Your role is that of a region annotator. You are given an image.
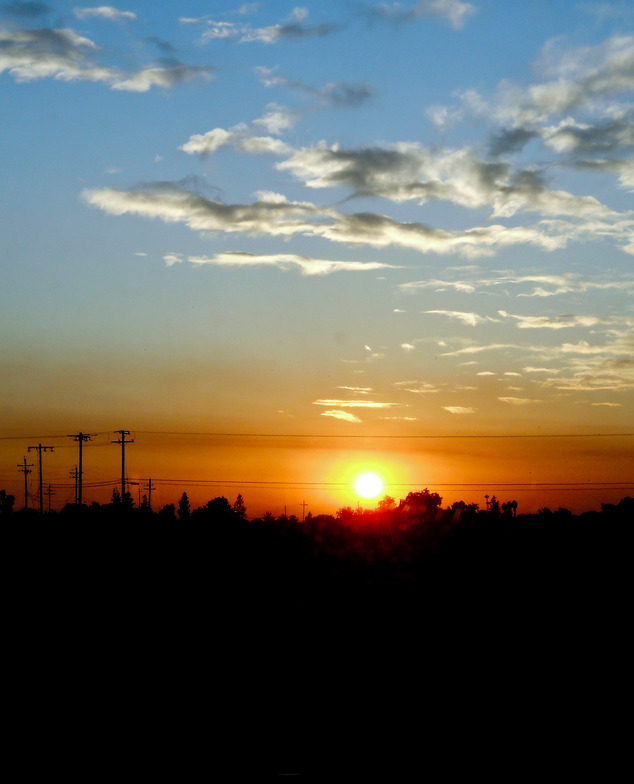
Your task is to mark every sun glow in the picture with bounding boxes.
[355,472,384,499]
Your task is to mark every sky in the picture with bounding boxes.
[1,0,634,515]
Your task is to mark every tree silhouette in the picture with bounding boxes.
[0,489,15,516]
[178,492,190,520]
[377,495,395,512]
[232,493,247,520]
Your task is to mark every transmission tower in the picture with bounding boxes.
[27,444,54,516]
[112,430,134,503]
[17,457,33,511]
[69,432,92,505]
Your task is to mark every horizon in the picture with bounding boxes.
[2,1,634,512]
[2,427,633,516]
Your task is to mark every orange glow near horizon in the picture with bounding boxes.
[1,429,634,517]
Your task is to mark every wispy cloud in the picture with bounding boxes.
[162,251,398,276]
[443,406,476,414]
[321,410,362,422]
[338,386,373,393]
[441,343,519,357]
[255,66,375,108]
[425,309,498,326]
[73,6,136,22]
[394,381,439,394]
[84,181,583,257]
[400,271,634,297]
[498,310,610,329]
[313,399,401,408]
[365,0,476,29]
[498,397,541,405]
[192,8,336,45]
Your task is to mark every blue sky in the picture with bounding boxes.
[2,1,634,512]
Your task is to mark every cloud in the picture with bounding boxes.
[400,271,634,297]
[82,182,560,256]
[498,310,608,329]
[395,381,439,394]
[0,27,213,91]
[277,142,614,221]
[443,406,476,414]
[366,0,476,29]
[73,6,136,22]
[180,123,293,158]
[498,397,541,405]
[321,410,362,422]
[252,103,300,134]
[425,309,495,326]
[82,184,328,236]
[313,399,400,408]
[180,104,300,158]
[256,66,375,108]
[441,343,519,357]
[110,63,214,92]
[84,179,626,258]
[543,114,634,155]
[163,251,400,276]
[197,8,335,45]
[2,1,50,18]
[444,33,634,157]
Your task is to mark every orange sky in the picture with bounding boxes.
[2,429,633,516]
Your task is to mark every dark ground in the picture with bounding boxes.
[3,502,630,778]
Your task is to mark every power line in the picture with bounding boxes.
[133,430,634,440]
[3,430,634,441]
[27,444,54,516]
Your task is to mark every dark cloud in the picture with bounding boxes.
[320,81,375,107]
[364,0,476,29]
[2,1,50,18]
[240,9,337,43]
[145,36,177,55]
[488,127,541,156]
[546,116,634,155]
[0,27,214,91]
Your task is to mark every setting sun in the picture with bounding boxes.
[355,472,384,499]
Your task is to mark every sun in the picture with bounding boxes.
[355,472,384,499]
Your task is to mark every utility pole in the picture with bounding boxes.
[27,444,54,516]
[45,484,55,513]
[70,467,80,505]
[17,457,33,511]
[69,433,92,505]
[300,500,308,522]
[146,478,153,511]
[112,430,133,503]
